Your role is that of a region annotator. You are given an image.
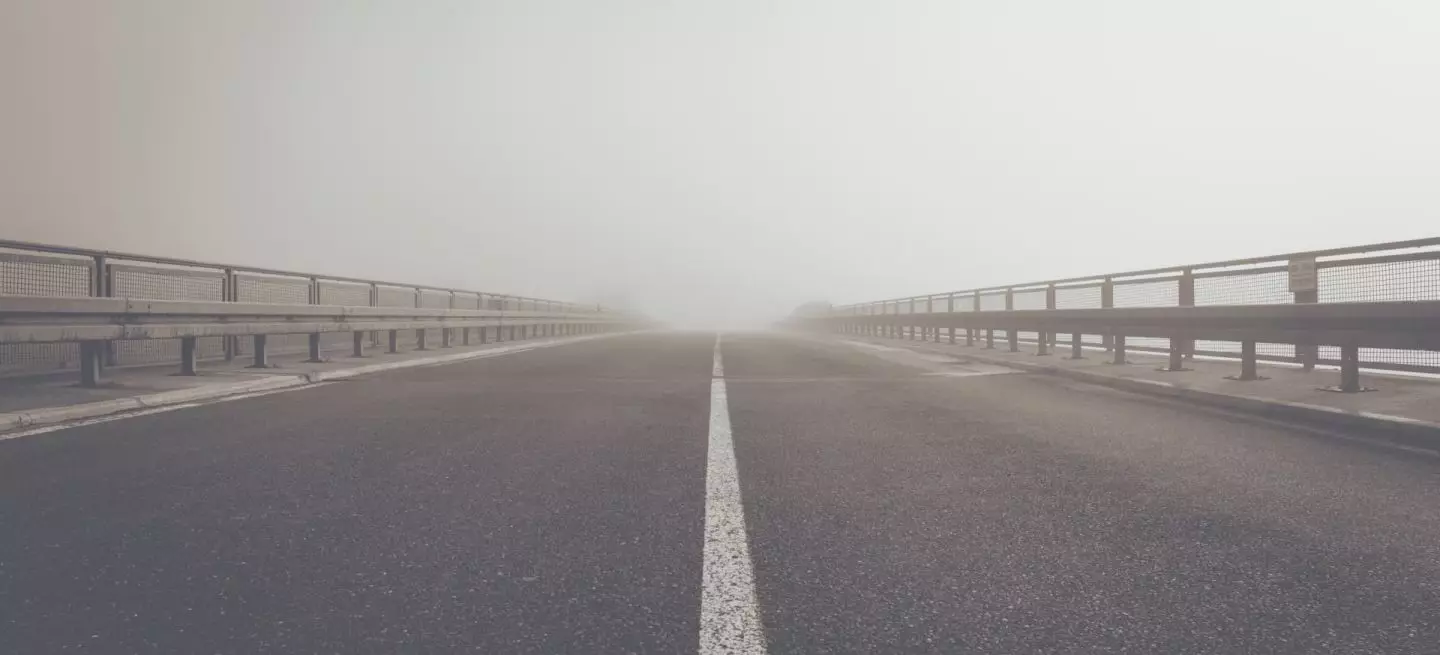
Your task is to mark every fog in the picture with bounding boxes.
[3,1,1438,328]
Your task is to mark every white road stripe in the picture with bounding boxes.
[700,333,768,654]
[712,333,725,377]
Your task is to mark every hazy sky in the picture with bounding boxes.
[3,1,1438,327]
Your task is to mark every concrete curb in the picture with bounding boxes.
[857,338,1440,452]
[0,333,619,434]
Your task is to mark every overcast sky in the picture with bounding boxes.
[3,1,1438,327]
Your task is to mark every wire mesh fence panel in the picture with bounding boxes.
[1192,270,1295,359]
[111,265,224,301]
[455,292,482,310]
[236,274,310,305]
[0,252,93,296]
[1012,290,1048,310]
[0,253,94,375]
[1112,279,1178,351]
[979,292,1007,311]
[1055,285,1102,309]
[377,286,417,308]
[1319,258,1440,372]
[419,290,452,309]
[319,281,372,307]
[110,265,227,367]
[1194,270,1290,306]
[1319,258,1440,302]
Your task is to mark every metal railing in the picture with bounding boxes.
[0,239,622,380]
[809,236,1440,390]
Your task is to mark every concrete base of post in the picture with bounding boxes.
[180,337,198,375]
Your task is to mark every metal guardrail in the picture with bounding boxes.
[0,296,628,386]
[0,239,622,377]
[817,236,1440,378]
[804,301,1440,393]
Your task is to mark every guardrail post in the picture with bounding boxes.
[1338,345,1363,392]
[305,276,325,363]
[1101,277,1114,352]
[1005,288,1018,352]
[251,335,270,368]
[1292,263,1318,371]
[180,337,198,375]
[1179,268,1195,360]
[1230,341,1260,381]
[352,331,366,357]
[947,294,956,344]
[969,291,979,346]
[224,268,237,361]
[388,330,399,353]
[986,327,995,349]
[908,298,916,340]
[441,325,452,348]
[1046,283,1057,352]
[307,333,324,362]
[1163,333,1187,372]
[1070,331,1083,359]
[369,283,381,348]
[1111,334,1126,365]
[80,341,104,387]
[90,255,119,370]
[416,329,429,350]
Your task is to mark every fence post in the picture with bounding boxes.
[926,295,935,341]
[223,267,238,362]
[1101,277,1115,352]
[1177,268,1195,363]
[1291,257,1319,371]
[1005,288,1017,352]
[969,291,979,346]
[251,335,270,368]
[1046,283,1057,352]
[93,256,119,368]
[947,293,956,344]
[306,276,324,363]
[908,297,916,340]
[80,341,104,387]
[370,283,381,348]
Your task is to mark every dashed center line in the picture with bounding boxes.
[699,333,768,654]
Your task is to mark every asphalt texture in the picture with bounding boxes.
[4,331,1440,653]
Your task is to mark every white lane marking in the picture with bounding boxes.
[700,334,768,654]
[712,333,725,377]
[0,384,334,442]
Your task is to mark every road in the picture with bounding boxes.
[3,332,1439,653]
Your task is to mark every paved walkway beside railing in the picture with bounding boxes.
[0,332,619,433]
[839,332,1440,451]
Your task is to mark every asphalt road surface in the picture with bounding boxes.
[3,331,1439,653]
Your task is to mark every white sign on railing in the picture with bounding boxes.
[1288,257,1318,293]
